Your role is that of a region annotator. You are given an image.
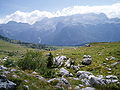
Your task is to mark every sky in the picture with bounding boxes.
[0,0,120,24]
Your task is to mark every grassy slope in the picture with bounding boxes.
[50,42,120,79]
[0,40,33,58]
[0,40,120,89]
[0,40,28,51]
[0,40,55,90]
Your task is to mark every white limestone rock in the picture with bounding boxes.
[0,75,16,89]
[59,68,69,76]
[82,55,92,65]
[53,56,67,67]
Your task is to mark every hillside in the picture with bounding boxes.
[0,13,120,46]
[0,34,56,51]
[0,41,120,90]
[0,40,33,58]
[50,42,120,76]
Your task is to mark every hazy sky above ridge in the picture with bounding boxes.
[0,0,120,24]
[0,0,120,16]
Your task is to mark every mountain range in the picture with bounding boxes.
[0,13,120,46]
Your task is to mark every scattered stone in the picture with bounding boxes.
[46,53,51,56]
[47,78,59,83]
[85,44,91,47]
[106,79,118,83]
[98,52,102,55]
[71,65,80,71]
[90,75,119,86]
[76,70,119,87]
[2,57,8,61]
[24,80,29,83]
[106,56,116,61]
[108,72,112,74]
[32,71,37,74]
[74,86,80,90]
[96,75,103,79]
[58,77,70,86]
[64,59,71,68]
[105,75,118,79]
[2,71,10,74]
[68,77,79,81]
[0,75,16,89]
[81,87,94,90]
[82,58,92,65]
[110,56,116,60]
[12,75,18,78]
[105,58,109,60]
[79,84,84,87]
[103,63,106,65]
[56,54,59,56]
[89,76,106,86]
[82,55,92,65]
[76,71,92,78]
[23,85,29,90]
[53,56,67,67]
[106,68,112,71]
[111,61,120,66]
[11,69,17,72]
[0,65,7,70]
[69,73,73,77]
[35,75,45,81]
[4,56,8,59]
[3,58,7,61]
[73,78,79,80]
[48,77,70,88]
[81,78,90,86]
[59,68,69,76]
[83,55,88,58]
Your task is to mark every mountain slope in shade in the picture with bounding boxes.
[0,13,120,46]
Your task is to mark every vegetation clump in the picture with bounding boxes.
[18,50,46,70]
[47,52,54,68]
[4,59,16,67]
[18,50,55,78]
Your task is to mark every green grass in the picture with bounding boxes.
[0,40,120,90]
[0,40,29,51]
[0,68,55,90]
[0,40,33,59]
[50,42,120,78]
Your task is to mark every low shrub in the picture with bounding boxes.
[17,50,55,78]
[4,59,16,67]
[18,50,46,70]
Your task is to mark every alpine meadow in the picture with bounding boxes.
[0,0,120,90]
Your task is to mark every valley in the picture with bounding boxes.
[0,38,120,90]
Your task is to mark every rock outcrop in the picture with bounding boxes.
[76,71,119,86]
[82,55,92,65]
[59,68,69,76]
[47,77,70,89]
[0,75,16,90]
[0,65,7,70]
[53,56,67,67]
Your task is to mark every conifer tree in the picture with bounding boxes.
[47,52,53,68]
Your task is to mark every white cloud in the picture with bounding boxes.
[0,3,120,24]
[0,10,54,24]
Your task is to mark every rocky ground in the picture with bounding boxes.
[0,54,120,90]
[0,42,120,90]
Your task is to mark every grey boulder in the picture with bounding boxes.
[82,55,92,65]
[53,56,67,67]
[0,75,16,90]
